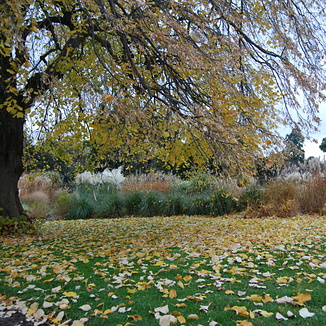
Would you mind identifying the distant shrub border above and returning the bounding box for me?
[17,164,326,220]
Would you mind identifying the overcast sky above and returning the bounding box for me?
[302,104,326,159]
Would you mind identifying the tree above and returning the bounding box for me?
[319,138,326,153]
[285,127,305,164]
[1,0,326,228]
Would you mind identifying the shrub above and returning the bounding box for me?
[211,190,239,216]
[125,191,144,216]
[20,191,51,220]
[183,173,218,195]
[185,194,212,216]
[93,192,126,218]
[238,185,263,210]
[53,189,76,219]
[244,179,299,218]
[162,192,187,216]
[139,191,164,217]
[298,173,326,214]
[65,197,94,220]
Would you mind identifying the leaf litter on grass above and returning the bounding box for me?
[0,215,325,326]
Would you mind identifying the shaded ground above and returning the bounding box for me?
[0,312,35,326]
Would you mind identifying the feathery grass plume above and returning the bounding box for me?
[75,167,125,186]
[121,171,178,193]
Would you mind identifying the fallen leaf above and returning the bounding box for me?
[79,304,92,312]
[293,293,311,304]
[177,315,186,323]
[209,322,219,326]
[130,314,142,321]
[262,294,273,303]
[276,312,288,321]
[159,315,177,326]
[275,296,293,304]
[51,286,62,293]
[299,307,315,318]
[63,291,78,297]
[155,305,169,314]
[231,306,249,317]
[236,321,253,326]
[187,314,199,319]
[287,311,296,318]
[169,289,177,298]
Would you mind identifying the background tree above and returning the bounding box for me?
[285,127,305,165]
[319,137,326,153]
[1,0,326,227]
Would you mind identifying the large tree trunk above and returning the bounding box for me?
[0,108,24,220]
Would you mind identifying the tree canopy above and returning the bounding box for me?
[1,0,326,221]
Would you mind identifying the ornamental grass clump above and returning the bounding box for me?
[120,171,179,193]
[18,171,61,199]
[53,189,76,219]
[18,171,62,219]
[93,192,126,218]
[162,191,187,216]
[298,172,326,214]
[20,191,51,220]
[138,191,165,217]
[65,197,94,220]
[243,179,299,218]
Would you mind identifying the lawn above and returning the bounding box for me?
[0,215,325,326]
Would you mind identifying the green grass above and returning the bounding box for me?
[0,215,325,326]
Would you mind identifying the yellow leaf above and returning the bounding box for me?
[262,294,273,303]
[250,294,262,302]
[231,306,249,317]
[276,277,288,284]
[169,289,177,298]
[30,25,39,33]
[177,281,184,289]
[27,308,36,315]
[236,321,253,326]
[103,309,112,315]
[177,315,186,324]
[293,293,312,303]
[183,275,192,282]
[175,303,187,308]
[63,291,78,297]
[225,290,234,295]
[15,112,24,118]
[261,311,274,317]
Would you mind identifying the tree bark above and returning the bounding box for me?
[0,108,24,220]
